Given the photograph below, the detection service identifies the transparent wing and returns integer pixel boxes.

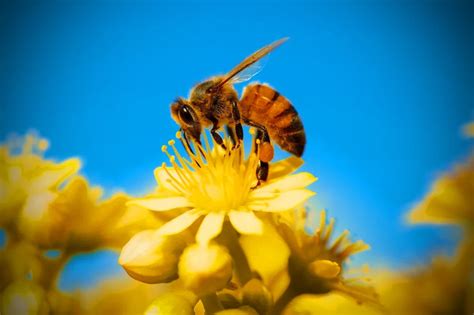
[212,37,288,91]
[229,57,268,84]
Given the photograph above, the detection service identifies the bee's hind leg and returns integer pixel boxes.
[255,129,271,183]
[247,127,273,188]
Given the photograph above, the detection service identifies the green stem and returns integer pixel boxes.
[201,293,224,314]
[271,282,299,315]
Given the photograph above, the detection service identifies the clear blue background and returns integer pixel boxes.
[1,0,473,290]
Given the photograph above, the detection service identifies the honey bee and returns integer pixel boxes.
[170,38,306,183]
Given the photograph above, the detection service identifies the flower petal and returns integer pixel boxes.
[240,222,290,284]
[29,158,81,192]
[128,196,192,212]
[268,156,303,181]
[258,172,317,193]
[228,211,263,235]
[248,189,315,212]
[196,212,225,244]
[157,209,202,236]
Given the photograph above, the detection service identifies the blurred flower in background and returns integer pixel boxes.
[1,122,473,314]
[0,133,163,314]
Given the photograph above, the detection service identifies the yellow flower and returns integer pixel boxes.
[144,292,197,315]
[241,278,273,315]
[129,131,316,244]
[18,176,161,251]
[79,275,173,315]
[1,280,49,315]
[373,248,473,315]
[178,243,233,296]
[463,121,474,138]
[239,221,290,293]
[273,209,379,313]
[215,306,259,315]
[283,293,380,315]
[119,229,187,283]
[0,134,80,229]
[407,156,474,227]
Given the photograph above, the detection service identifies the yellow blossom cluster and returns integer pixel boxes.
[1,121,471,315]
[0,133,162,314]
[119,131,379,314]
[285,125,474,315]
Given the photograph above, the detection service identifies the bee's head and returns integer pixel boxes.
[170,98,202,142]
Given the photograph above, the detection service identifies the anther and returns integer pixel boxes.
[168,140,176,146]
[38,139,49,151]
[161,145,168,152]
[176,131,182,139]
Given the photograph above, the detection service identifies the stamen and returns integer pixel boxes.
[323,218,335,243]
[178,134,198,166]
[161,165,186,194]
[339,241,370,259]
[318,211,327,235]
[330,230,349,252]
[202,131,213,162]
[37,139,49,152]
[191,140,206,168]
[168,155,193,191]
[168,139,199,186]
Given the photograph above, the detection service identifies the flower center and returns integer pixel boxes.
[161,132,260,212]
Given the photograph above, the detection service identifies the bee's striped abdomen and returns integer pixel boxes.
[240,83,306,157]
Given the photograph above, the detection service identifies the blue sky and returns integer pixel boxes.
[1,0,472,290]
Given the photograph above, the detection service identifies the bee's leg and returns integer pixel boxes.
[226,125,237,147]
[255,129,271,183]
[181,129,195,155]
[210,119,227,150]
[231,100,243,146]
[257,161,269,184]
[243,120,272,187]
[180,130,203,167]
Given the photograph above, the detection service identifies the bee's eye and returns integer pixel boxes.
[179,105,194,125]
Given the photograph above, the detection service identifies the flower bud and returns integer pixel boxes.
[144,292,195,315]
[215,306,259,315]
[218,293,241,309]
[308,259,340,279]
[1,280,49,315]
[242,279,273,315]
[119,229,186,284]
[178,243,233,295]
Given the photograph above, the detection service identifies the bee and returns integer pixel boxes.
[170,38,306,183]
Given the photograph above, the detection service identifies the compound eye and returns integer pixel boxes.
[179,105,194,125]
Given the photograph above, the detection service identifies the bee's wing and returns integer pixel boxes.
[229,59,265,84]
[213,37,288,90]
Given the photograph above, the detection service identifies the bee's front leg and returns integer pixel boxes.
[210,119,227,151]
